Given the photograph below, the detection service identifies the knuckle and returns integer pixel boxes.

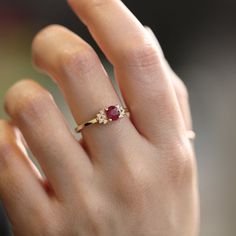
[32,24,65,49]
[17,92,51,119]
[165,140,195,185]
[59,46,98,77]
[32,24,67,68]
[120,41,160,70]
[5,80,52,119]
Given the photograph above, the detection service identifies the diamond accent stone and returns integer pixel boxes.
[118,106,126,117]
[96,110,108,124]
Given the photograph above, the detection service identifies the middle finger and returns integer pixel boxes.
[68,0,186,145]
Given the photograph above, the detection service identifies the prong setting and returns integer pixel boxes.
[76,105,129,132]
[96,105,128,125]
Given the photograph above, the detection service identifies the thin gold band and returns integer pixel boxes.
[75,118,98,133]
[75,105,129,133]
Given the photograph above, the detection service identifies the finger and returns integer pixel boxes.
[4,80,92,199]
[145,27,192,130]
[0,120,51,230]
[68,0,185,145]
[170,76,192,130]
[32,25,138,161]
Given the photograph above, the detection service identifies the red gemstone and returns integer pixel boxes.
[106,106,120,121]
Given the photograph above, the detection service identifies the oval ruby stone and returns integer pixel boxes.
[106,106,120,121]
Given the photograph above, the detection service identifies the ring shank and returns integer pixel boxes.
[75,118,98,133]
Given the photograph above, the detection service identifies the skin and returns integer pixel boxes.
[0,0,199,235]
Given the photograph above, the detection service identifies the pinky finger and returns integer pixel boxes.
[0,120,51,233]
[170,75,192,130]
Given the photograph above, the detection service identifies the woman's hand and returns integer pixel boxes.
[0,1,199,235]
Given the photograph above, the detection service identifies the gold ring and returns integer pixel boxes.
[75,105,129,133]
[187,130,196,140]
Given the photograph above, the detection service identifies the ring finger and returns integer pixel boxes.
[32,25,138,162]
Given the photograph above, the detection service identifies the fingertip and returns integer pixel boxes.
[4,79,52,119]
[32,24,68,70]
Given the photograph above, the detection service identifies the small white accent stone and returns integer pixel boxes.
[97,110,108,124]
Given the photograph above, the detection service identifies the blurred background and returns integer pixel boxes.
[0,0,236,235]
